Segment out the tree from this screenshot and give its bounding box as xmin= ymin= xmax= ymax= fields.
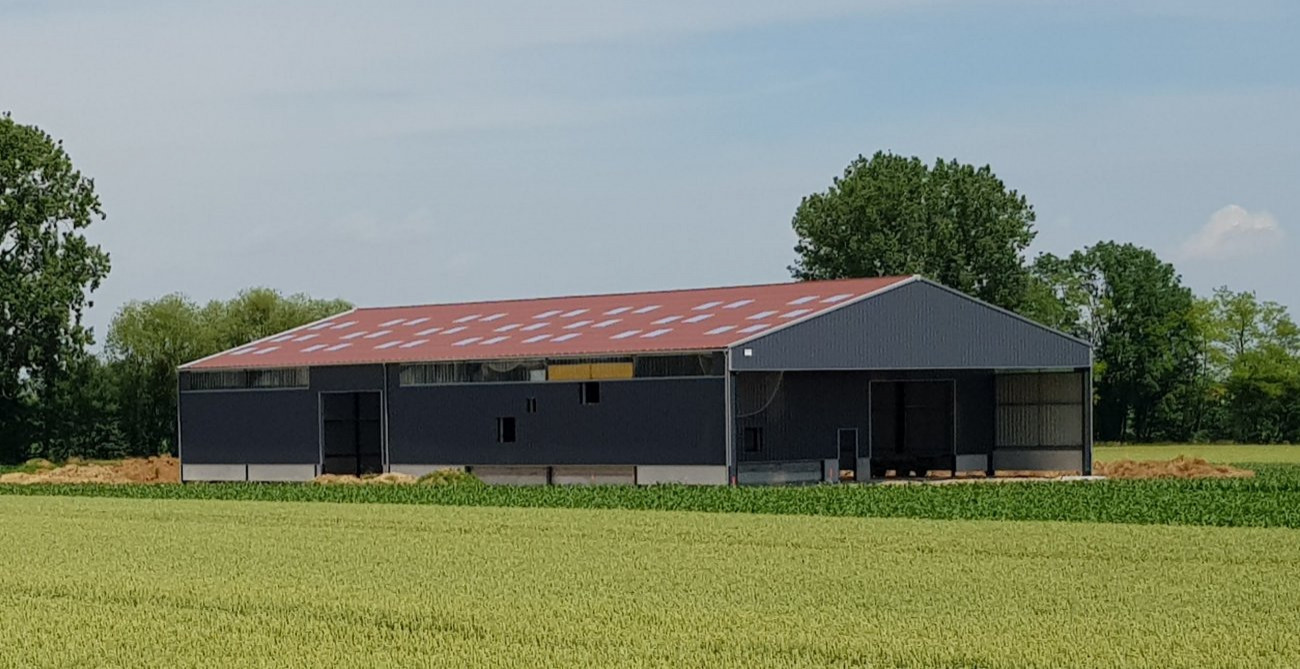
xmin=104 ymin=288 xmax=350 ymax=455
xmin=790 ymin=152 xmax=1037 ymax=311
xmin=1031 ymin=242 xmax=1198 ymax=442
xmin=0 ymin=114 xmax=111 ymax=463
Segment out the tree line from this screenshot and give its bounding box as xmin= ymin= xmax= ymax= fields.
xmin=2 ymin=118 xmax=1296 ymax=464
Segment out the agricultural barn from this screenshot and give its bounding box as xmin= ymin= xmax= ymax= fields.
xmin=177 ymin=276 xmax=1093 ymax=485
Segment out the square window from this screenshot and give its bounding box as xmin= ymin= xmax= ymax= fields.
xmin=580 ymin=381 xmax=601 ymax=405
xmin=743 ymin=427 xmax=763 ymax=453
xmin=497 ymin=417 xmax=517 ymax=443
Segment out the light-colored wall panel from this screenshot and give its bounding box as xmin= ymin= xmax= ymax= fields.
xmin=389 ymin=464 xmax=464 ymax=479
xmin=992 ymin=449 xmax=1084 ymax=472
xmin=181 ymin=464 xmax=247 ymax=482
xmin=635 ymin=465 xmax=728 ymax=485
xmin=737 ymin=461 xmax=823 ymax=485
xmin=1040 ymin=372 xmax=1084 ymax=404
xmin=955 ymin=454 xmax=989 ymax=472
xmin=996 ymin=405 xmax=1040 ymax=447
xmin=551 ymin=466 xmax=636 ymax=486
xmin=1042 ymin=405 xmax=1085 ymax=447
xmin=472 ymin=466 xmax=549 ymax=486
xmin=247 ymin=464 xmax=317 ymax=482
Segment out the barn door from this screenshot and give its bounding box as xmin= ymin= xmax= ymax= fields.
xmin=320 ymin=392 xmax=383 ymax=476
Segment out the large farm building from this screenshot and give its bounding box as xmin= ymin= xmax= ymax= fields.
xmin=178 ymin=276 xmax=1093 ymax=485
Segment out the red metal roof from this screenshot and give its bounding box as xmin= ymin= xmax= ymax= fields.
xmin=182 ymin=276 xmax=915 ymax=370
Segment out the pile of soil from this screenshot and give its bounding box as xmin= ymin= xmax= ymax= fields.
xmin=1094 ymin=456 xmax=1253 ymax=480
xmin=311 ymin=472 xmax=418 ymax=485
xmin=0 ymin=456 xmax=180 ymax=485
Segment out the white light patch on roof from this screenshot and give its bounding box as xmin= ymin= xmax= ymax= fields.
xmin=252 ymin=346 xmax=280 ymax=355
xmin=564 ymin=320 xmax=593 ymax=329
xmin=325 ymin=343 xmax=352 ymax=352
xmin=364 ymin=330 xmax=392 ymax=339
xmin=642 ymin=328 xmax=672 ymax=338
xmin=341 ymin=331 xmax=368 ymax=340
xmin=705 ymin=325 xmax=736 ymax=335
xmin=480 ymin=313 xmax=507 ymax=322
xmin=592 ymin=319 xmax=621 ymax=328
xmin=302 ymin=344 xmax=328 ymax=352
xmin=552 ymin=333 xmax=582 ymax=342
xmin=632 ymin=305 xmax=660 ymax=314
xmin=611 ymin=330 xmax=642 ymax=339
xmin=781 ymin=309 xmax=813 ymax=319
xmin=788 ymin=296 xmax=819 ymax=305
xmin=380 ymin=318 xmax=406 ymax=327
xmin=737 ymin=323 xmax=769 ymax=334
xmin=375 ymin=340 xmax=403 ymax=349
xmin=330 ymin=320 xmax=358 ymax=330
xmin=269 ymin=334 xmax=295 ymax=343
xmin=307 ymin=321 xmax=335 ymax=331
xmin=534 ymin=309 xmax=562 ymax=319
xmin=682 ymin=314 xmax=713 ymax=324
xmin=403 ymin=317 xmax=430 ymax=326
xmin=723 ymin=299 xmax=754 ymax=309
xmin=693 ymin=301 xmax=723 ymax=310
xmin=652 ymin=315 xmax=682 ymax=325
xmin=453 ymin=314 xmax=481 ymax=323
xmin=441 ymin=326 xmax=467 ymax=335
xmin=293 ymin=333 xmax=319 ymax=342
xmin=416 ymin=327 xmax=443 ymax=336
xmin=560 ymin=309 xmax=589 ymax=318
xmin=399 ymin=339 xmax=428 ymax=348
xmin=822 ymin=293 xmax=854 ymax=303
xmin=495 ymin=323 xmax=521 ymax=332
xmin=604 ymin=306 xmax=633 ymax=315
xmin=523 ymin=334 xmax=552 ymax=343
xmin=228 ymin=347 xmax=257 ymax=356
xmin=480 ymin=336 xmax=510 ymax=345
xmin=748 ymin=310 xmax=778 ymax=320
xmin=452 ymin=337 xmax=482 ymax=346
xmin=520 ymin=322 xmax=549 ymax=332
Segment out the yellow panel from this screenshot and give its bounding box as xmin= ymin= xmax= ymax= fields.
xmin=589 ymin=362 xmax=634 ymax=380
xmin=547 ymin=363 xmax=592 ymax=380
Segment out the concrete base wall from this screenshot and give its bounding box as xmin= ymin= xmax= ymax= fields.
xmin=737 ymin=460 xmax=824 ymax=485
xmin=551 ymin=466 xmax=636 ymax=486
xmin=247 ymin=464 xmax=318 ymax=482
xmin=992 ymin=448 xmax=1084 ymax=471
xmin=389 ymin=464 xmax=464 ymax=478
xmin=955 ymin=454 xmax=989 ymax=472
xmin=635 ymin=465 xmax=728 ymax=485
xmin=471 ymin=466 xmax=550 ymax=485
xmin=181 ymin=464 xmax=247 ymax=482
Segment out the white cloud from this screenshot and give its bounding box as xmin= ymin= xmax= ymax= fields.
xmin=1178 ymin=205 xmax=1284 ymax=261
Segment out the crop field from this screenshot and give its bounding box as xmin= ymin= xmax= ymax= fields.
xmin=1094 ymin=443 xmax=1300 ymax=464
xmin=1 ymin=496 xmax=1297 ymax=668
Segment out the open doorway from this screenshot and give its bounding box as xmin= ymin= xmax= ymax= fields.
xmin=868 ymin=380 xmax=955 ymax=478
xmin=320 ymin=391 xmax=383 ymax=476
xmin=837 ymin=428 xmax=859 ymax=480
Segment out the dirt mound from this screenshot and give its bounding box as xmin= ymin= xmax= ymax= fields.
xmin=0 ymin=456 xmax=180 ymax=485
xmin=1094 ymin=456 xmax=1253 ymax=480
xmin=311 ymin=472 xmax=418 ymax=485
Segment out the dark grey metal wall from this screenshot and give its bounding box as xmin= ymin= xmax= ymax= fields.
xmin=387 ymin=374 xmax=726 ymax=465
xmin=178 ymin=365 xmax=384 ymax=465
xmin=735 ymin=370 xmax=995 ymax=463
xmin=730 ymin=279 xmax=1091 ymax=371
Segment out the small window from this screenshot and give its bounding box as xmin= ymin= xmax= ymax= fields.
xmin=525 ymin=397 xmax=538 ymax=413
xmin=580 ymin=381 xmax=601 ymax=405
xmin=743 ymin=427 xmax=763 ymax=453
xmin=496 ymin=417 xmax=517 ymax=443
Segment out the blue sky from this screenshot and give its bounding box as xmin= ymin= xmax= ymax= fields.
xmin=2 ymin=0 xmax=1296 ymax=337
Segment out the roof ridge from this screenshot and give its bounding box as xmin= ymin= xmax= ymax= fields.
xmin=353 ymin=275 xmax=914 ymax=312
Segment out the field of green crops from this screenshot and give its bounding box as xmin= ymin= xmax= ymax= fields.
xmin=1 ymin=495 xmax=1297 ymax=668
xmin=1094 ymin=443 xmax=1300 ymax=464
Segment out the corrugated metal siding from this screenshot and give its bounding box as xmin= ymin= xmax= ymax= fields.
xmin=735 ymin=370 xmax=996 ymax=463
xmin=730 ymin=280 xmax=1090 ymax=371
xmin=995 ymin=372 xmax=1085 ymax=449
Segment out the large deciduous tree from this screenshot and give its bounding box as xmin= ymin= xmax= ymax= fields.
xmin=1031 ymin=242 xmax=1198 ymax=441
xmin=0 ymin=114 xmax=111 ymax=462
xmin=790 ymin=152 xmax=1037 ymax=311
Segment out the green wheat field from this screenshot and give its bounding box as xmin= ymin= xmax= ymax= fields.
xmin=2 ymin=494 xmax=1298 ymax=669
